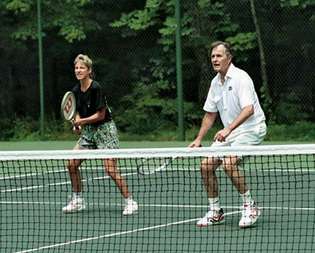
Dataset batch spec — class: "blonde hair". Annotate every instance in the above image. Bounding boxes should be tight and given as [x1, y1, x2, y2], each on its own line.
[74, 54, 93, 69]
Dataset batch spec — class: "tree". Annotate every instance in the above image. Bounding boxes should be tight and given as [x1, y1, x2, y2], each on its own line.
[110, 0, 258, 133]
[249, 0, 272, 120]
[0, 0, 136, 118]
[1, 0, 98, 42]
[280, 0, 315, 8]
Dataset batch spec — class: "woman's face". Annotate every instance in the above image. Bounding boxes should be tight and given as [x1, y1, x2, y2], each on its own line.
[74, 61, 91, 81]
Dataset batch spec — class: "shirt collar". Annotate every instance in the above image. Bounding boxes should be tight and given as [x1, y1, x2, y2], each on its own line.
[225, 63, 236, 79]
[214, 63, 236, 86]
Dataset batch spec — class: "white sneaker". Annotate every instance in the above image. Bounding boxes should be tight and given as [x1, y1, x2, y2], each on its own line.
[239, 201, 261, 228]
[123, 199, 138, 215]
[62, 196, 86, 213]
[196, 208, 225, 227]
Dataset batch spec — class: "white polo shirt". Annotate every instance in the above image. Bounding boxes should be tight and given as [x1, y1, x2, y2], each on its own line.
[203, 64, 265, 131]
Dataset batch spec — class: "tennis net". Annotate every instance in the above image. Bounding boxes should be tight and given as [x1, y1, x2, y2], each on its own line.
[1, 144, 315, 252]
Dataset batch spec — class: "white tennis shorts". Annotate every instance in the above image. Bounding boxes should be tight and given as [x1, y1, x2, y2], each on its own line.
[212, 121, 267, 147]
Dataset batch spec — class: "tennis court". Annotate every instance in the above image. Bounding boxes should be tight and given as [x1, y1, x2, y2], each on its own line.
[1, 145, 315, 252]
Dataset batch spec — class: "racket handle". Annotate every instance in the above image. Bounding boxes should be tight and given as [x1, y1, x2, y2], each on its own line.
[70, 118, 81, 131]
[73, 125, 81, 131]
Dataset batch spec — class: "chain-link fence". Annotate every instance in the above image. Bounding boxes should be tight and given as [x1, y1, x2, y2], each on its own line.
[0, 0, 314, 139]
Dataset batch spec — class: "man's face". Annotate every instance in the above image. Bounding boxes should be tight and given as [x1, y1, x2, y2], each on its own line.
[210, 45, 232, 75]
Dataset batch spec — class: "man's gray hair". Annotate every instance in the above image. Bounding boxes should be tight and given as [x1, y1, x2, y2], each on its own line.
[209, 41, 233, 58]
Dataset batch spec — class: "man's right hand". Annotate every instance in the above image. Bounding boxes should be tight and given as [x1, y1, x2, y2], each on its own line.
[188, 139, 202, 148]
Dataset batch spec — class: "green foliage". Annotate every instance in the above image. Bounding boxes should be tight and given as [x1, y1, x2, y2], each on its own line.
[0, 118, 76, 141]
[108, 0, 263, 138]
[110, 0, 161, 31]
[2, 118, 315, 143]
[158, 17, 177, 45]
[266, 122, 315, 142]
[273, 91, 310, 124]
[197, 0, 211, 9]
[115, 78, 202, 135]
[4, 0, 32, 13]
[111, 0, 243, 51]
[110, 10, 155, 31]
[67, 0, 90, 6]
[1, 0, 314, 143]
[280, 0, 315, 22]
[115, 80, 167, 133]
[259, 85, 274, 122]
[58, 24, 87, 42]
[280, 0, 314, 8]
[226, 32, 257, 62]
[2, 0, 94, 42]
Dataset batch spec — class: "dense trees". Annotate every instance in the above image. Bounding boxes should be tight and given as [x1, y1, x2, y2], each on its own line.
[0, 0, 314, 139]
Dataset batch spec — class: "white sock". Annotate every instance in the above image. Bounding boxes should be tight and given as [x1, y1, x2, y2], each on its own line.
[240, 190, 253, 205]
[73, 192, 82, 199]
[208, 197, 220, 211]
[125, 196, 133, 203]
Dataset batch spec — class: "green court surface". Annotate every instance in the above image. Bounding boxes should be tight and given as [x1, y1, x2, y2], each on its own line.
[1, 152, 314, 253]
[0, 141, 190, 151]
[0, 140, 311, 151]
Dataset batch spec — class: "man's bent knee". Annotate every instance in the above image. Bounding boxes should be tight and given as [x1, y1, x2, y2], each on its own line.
[200, 157, 219, 174]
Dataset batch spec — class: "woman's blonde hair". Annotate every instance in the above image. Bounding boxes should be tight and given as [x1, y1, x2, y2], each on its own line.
[74, 54, 93, 69]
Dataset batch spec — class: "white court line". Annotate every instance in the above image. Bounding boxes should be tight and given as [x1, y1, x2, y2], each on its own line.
[0, 166, 119, 180]
[1, 199, 314, 212]
[3, 202, 314, 252]
[13, 210, 241, 253]
[2, 166, 314, 181]
[2, 166, 314, 192]
[0, 167, 210, 192]
[0, 169, 66, 180]
[1, 201, 315, 211]
[0, 172, 137, 193]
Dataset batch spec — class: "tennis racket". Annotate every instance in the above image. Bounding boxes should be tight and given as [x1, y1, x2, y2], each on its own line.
[61, 91, 80, 130]
[137, 156, 177, 175]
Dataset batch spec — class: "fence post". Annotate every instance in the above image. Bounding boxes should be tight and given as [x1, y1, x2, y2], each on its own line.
[175, 0, 185, 141]
[37, 0, 44, 137]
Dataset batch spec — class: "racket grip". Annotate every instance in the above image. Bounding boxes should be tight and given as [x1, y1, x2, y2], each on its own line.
[73, 125, 81, 131]
[70, 118, 80, 131]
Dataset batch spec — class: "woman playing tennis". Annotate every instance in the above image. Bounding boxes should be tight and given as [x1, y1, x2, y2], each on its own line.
[62, 54, 138, 215]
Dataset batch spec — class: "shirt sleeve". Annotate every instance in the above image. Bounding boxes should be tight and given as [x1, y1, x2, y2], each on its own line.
[203, 83, 218, 112]
[237, 74, 256, 109]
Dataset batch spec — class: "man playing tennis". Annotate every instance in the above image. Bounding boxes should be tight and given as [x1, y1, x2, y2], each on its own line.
[189, 41, 266, 228]
[62, 54, 138, 215]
